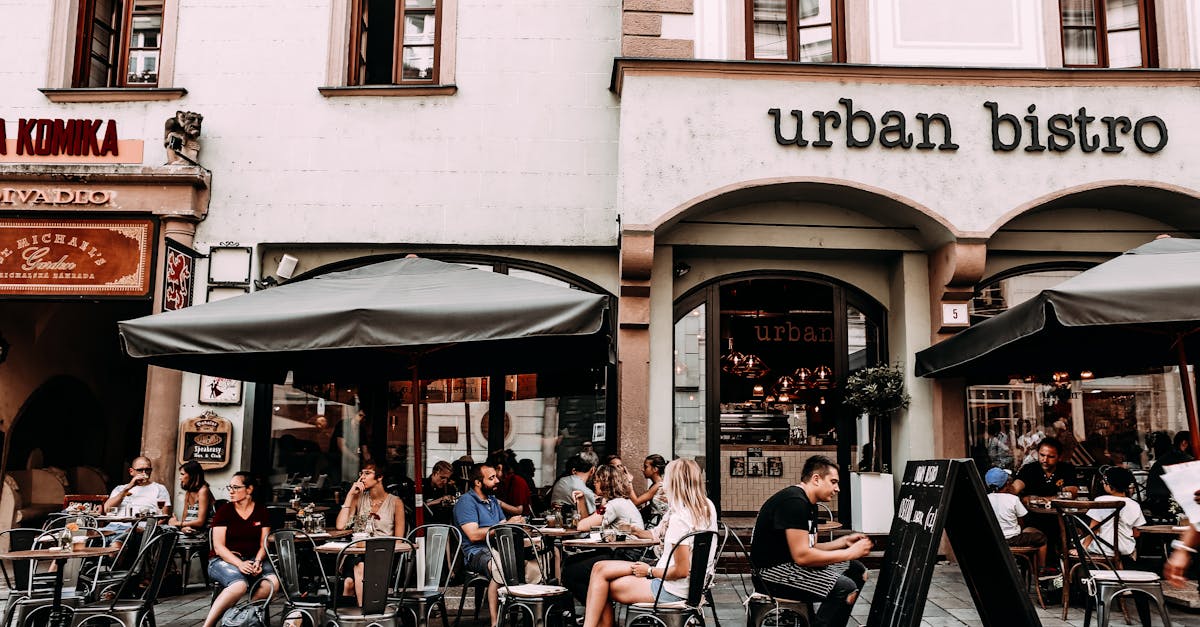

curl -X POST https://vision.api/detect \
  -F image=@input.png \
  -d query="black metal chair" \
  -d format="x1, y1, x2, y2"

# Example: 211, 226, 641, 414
400, 524, 461, 627
0, 528, 72, 627
172, 527, 211, 592
67, 529, 180, 627
623, 530, 717, 627
1060, 512, 1172, 627
81, 515, 163, 598
266, 529, 334, 627
488, 524, 574, 627
42, 514, 99, 531
325, 536, 411, 627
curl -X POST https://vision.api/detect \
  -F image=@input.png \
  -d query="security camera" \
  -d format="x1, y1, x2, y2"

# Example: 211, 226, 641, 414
276, 254, 299, 280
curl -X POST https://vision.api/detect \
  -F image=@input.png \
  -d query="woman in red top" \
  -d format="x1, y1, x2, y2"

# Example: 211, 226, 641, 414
203, 471, 278, 627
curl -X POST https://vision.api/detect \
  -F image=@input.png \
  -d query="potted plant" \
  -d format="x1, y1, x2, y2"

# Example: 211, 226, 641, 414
843, 363, 911, 533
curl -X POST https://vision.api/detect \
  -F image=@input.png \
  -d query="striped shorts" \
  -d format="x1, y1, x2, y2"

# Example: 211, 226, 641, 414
754, 561, 849, 599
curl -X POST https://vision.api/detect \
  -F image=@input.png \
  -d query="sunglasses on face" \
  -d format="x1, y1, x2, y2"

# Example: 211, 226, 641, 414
133, 467, 152, 473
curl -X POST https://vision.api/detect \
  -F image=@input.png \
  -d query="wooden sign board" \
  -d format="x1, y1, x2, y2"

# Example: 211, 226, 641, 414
178, 412, 233, 470
867, 459, 1040, 627
0, 218, 154, 297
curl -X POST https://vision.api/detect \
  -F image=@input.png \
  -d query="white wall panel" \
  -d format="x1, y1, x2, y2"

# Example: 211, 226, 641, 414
870, 0, 1045, 67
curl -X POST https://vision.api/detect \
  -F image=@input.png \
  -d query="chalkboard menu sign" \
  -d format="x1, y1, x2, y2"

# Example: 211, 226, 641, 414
177, 412, 232, 470
867, 459, 1039, 627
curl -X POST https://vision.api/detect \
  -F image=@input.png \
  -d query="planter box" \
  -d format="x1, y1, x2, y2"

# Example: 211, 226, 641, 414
851, 471, 894, 534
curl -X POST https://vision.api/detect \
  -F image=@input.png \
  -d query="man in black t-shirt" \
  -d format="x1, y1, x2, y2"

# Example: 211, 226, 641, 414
1011, 436, 1077, 564
750, 455, 872, 627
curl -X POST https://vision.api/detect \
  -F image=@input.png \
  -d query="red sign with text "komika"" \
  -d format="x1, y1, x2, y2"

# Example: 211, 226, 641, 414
0, 219, 154, 297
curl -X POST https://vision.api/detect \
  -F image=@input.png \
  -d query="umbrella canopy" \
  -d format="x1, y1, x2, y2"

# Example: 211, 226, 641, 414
915, 238, 1200, 381
915, 237, 1200, 453
118, 256, 612, 383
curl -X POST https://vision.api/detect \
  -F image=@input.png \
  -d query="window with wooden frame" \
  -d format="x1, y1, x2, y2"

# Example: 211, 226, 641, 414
73, 0, 164, 87
1060, 0, 1157, 68
746, 0, 845, 62
349, 0, 441, 85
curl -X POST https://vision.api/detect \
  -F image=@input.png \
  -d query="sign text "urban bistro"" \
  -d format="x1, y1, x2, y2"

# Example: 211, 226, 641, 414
769, 99, 1167, 154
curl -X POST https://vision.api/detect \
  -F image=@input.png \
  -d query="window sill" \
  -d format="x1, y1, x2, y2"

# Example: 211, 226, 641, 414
40, 87, 188, 103
318, 84, 458, 97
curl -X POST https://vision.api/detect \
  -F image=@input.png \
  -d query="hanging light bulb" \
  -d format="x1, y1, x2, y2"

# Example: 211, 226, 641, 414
774, 374, 797, 398
793, 367, 812, 389
739, 353, 770, 379
814, 365, 833, 389
752, 384, 765, 397
720, 337, 747, 374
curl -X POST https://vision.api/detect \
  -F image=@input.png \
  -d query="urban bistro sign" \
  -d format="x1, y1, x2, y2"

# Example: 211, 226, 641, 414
0, 218, 154, 296
0, 118, 144, 164
768, 99, 1167, 154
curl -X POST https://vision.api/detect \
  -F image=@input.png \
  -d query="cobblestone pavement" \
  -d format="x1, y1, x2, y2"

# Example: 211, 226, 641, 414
87, 564, 1200, 626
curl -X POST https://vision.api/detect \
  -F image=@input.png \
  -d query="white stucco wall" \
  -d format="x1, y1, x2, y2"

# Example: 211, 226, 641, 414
869, 0, 1047, 67
617, 74, 1200, 235
2, 0, 622, 247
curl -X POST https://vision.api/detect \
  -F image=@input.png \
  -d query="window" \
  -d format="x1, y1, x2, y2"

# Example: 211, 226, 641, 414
1060, 0, 1157, 68
73, 0, 164, 87
746, 0, 845, 62
349, 0, 440, 85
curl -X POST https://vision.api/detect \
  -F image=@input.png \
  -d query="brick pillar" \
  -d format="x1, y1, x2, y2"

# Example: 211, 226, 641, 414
618, 230, 654, 464
140, 216, 198, 497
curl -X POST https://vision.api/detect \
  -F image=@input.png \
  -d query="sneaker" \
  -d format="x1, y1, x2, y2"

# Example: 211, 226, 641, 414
1037, 567, 1059, 580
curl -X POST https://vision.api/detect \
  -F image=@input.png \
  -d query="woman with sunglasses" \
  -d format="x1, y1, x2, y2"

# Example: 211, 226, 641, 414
204, 472, 278, 627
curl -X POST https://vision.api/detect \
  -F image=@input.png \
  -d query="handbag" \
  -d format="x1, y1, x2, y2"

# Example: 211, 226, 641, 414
220, 602, 267, 627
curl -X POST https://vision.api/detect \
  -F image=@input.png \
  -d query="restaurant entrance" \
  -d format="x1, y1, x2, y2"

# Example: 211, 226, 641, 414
673, 272, 886, 516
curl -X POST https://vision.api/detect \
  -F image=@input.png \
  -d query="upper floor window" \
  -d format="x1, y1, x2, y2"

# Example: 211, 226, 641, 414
73, 0, 164, 87
746, 0, 845, 62
349, 0, 440, 85
1060, 0, 1157, 67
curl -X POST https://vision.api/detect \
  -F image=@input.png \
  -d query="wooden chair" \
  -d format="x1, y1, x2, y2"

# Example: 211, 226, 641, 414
1052, 499, 1123, 620
1008, 545, 1045, 609
1059, 512, 1172, 627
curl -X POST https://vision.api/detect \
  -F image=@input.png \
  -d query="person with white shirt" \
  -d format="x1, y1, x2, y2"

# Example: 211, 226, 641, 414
103, 456, 171, 545
1085, 466, 1152, 627
983, 467, 1050, 578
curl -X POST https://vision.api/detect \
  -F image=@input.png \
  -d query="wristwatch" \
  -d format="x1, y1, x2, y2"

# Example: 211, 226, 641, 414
645, 567, 654, 579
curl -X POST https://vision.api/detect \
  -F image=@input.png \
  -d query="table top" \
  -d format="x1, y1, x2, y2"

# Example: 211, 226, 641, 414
315, 539, 413, 554
95, 513, 169, 523
0, 546, 119, 561
1136, 524, 1191, 535
533, 527, 587, 538
818, 521, 843, 532
562, 537, 658, 549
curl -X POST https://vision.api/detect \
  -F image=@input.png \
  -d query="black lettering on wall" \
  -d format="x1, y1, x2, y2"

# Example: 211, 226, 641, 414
1022, 105, 1045, 152
811, 110, 841, 147
1046, 113, 1076, 152
1075, 107, 1099, 153
1101, 116, 1131, 153
984, 101, 1021, 151
768, 108, 808, 147
1133, 116, 1167, 153
915, 113, 958, 150
878, 111, 912, 148
839, 98, 876, 148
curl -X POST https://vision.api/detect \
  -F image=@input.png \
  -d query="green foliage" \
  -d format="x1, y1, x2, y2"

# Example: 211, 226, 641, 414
844, 363, 911, 418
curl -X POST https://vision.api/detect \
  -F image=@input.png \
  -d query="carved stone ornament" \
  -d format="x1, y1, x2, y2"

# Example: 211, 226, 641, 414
164, 110, 203, 165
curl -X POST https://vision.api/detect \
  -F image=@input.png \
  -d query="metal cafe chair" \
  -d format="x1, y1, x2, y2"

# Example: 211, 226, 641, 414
42, 514, 99, 531
1060, 512, 1172, 627
0, 528, 80, 627
399, 524, 461, 627
67, 529, 180, 627
325, 536, 411, 627
622, 530, 718, 627
266, 529, 334, 627
1052, 499, 1123, 620
487, 524, 574, 627
81, 516, 163, 597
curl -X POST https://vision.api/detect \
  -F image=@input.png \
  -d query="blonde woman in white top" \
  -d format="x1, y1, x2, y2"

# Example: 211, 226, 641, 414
580, 459, 717, 627
334, 462, 405, 606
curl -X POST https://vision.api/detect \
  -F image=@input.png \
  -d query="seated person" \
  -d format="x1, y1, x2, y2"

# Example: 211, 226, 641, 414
1083, 466, 1153, 626
203, 472, 277, 627
1147, 431, 1192, 519
454, 463, 525, 627
103, 456, 171, 546
1011, 437, 1078, 561
167, 460, 213, 535
423, 461, 458, 526
550, 454, 597, 516
580, 459, 717, 627
984, 467, 1050, 578
334, 462, 405, 606
750, 456, 871, 627
562, 464, 646, 603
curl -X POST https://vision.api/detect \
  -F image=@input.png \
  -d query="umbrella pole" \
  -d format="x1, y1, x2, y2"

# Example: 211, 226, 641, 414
413, 365, 425, 527
1174, 339, 1200, 457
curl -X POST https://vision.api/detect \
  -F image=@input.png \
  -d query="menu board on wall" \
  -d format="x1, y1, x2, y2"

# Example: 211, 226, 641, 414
0, 218, 154, 296
178, 412, 233, 470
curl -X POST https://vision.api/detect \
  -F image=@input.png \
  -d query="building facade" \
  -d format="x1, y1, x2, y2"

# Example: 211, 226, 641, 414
2, 0, 1198, 520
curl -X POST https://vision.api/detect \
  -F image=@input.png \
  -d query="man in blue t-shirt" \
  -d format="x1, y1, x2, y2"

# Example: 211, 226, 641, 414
454, 462, 524, 626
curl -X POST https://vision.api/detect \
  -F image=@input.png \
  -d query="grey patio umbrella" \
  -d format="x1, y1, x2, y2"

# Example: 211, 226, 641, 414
915, 237, 1200, 452
119, 256, 611, 383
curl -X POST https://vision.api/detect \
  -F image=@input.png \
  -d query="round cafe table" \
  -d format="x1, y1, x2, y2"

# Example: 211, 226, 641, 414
533, 527, 586, 539
561, 537, 659, 550
94, 513, 169, 524
315, 539, 414, 555
0, 545, 118, 627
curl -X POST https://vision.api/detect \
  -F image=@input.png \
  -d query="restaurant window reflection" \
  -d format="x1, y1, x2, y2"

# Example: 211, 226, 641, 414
966, 267, 1193, 490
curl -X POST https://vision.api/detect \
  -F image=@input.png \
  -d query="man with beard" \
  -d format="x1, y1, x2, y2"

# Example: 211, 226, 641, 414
454, 463, 525, 626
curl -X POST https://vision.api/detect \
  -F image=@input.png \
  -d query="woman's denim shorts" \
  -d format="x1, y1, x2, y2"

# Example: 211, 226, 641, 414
649, 578, 685, 604
208, 557, 276, 589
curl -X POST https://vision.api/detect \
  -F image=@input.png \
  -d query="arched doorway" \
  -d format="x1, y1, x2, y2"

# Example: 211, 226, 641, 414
673, 271, 886, 515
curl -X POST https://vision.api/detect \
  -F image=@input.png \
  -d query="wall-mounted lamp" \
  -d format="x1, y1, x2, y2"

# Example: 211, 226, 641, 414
673, 262, 691, 278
